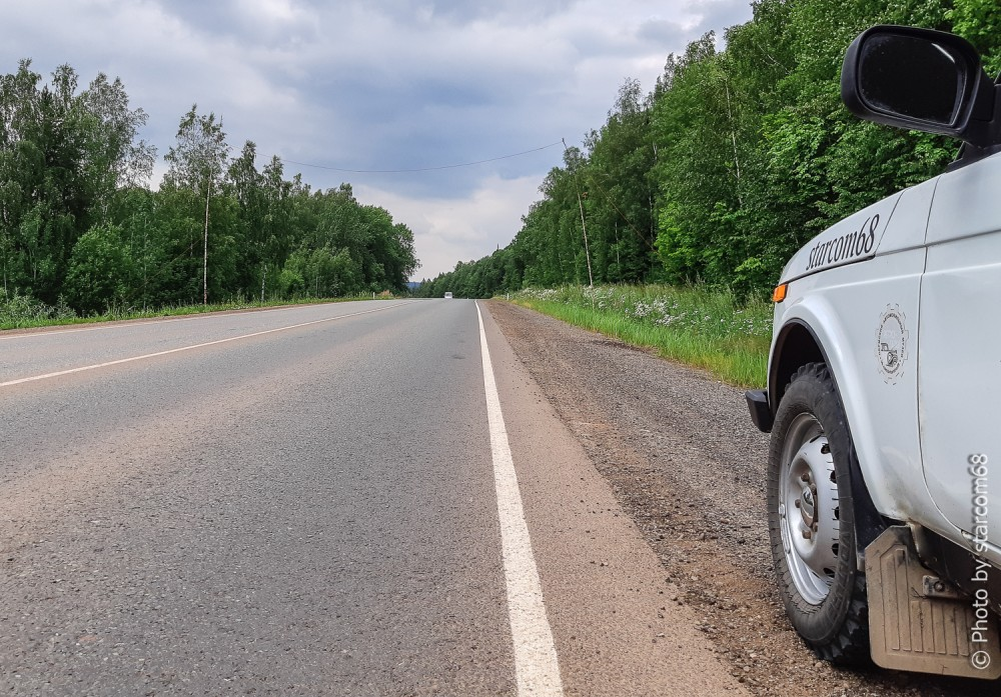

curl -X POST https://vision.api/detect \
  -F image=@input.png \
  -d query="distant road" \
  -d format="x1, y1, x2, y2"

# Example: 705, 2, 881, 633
0, 300, 745, 696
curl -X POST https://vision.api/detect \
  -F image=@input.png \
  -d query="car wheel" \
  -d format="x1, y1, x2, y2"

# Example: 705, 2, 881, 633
767, 362, 869, 664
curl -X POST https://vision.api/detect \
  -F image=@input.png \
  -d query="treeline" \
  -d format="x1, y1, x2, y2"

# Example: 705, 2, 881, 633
418, 0, 1001, 299
0, 61, 418, 315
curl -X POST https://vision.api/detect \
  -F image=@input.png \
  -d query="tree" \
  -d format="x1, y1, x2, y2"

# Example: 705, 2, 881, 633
0, 62, 152, 301
65, 223, 134, 314
163, 105, 230, 304
78, 72, 156, 215
583, 78, 657, 283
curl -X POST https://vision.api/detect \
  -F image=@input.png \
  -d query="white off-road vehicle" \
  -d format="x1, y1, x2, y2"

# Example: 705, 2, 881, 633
747, 25, 1001, 679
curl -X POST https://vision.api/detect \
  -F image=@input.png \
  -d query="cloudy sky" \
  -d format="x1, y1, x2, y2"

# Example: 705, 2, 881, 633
1, 0, 754, 281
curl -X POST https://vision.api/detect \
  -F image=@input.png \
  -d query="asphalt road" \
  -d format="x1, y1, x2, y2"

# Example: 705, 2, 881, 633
0, 300, 744, 696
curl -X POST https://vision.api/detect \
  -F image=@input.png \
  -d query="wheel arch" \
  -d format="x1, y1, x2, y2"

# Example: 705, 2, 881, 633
769, 320, 826, 413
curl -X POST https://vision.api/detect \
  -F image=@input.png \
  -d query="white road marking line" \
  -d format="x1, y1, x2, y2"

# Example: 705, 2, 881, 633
0, 303, 410, 389
476, 301, 564, 696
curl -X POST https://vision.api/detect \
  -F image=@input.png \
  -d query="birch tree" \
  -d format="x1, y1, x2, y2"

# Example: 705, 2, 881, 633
163, 105, 229, 303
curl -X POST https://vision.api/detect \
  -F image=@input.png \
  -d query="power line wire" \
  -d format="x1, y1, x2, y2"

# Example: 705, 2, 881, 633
279, 141, 562, 174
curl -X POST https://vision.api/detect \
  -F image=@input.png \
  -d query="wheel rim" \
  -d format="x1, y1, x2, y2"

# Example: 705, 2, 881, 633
777, 413, 841, 606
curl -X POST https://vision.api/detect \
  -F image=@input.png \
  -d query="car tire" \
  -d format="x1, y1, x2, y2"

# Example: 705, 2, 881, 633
767, 362, 869, 664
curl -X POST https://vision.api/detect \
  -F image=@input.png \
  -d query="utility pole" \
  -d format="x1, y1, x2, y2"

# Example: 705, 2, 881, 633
563, 138, 594, 287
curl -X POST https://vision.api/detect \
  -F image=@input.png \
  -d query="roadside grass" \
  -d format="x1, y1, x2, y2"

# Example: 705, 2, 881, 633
508, 285, 772, 388
0, 290, 402, 332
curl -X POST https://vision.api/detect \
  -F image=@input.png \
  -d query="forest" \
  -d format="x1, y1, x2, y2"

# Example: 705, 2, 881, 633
417, 0, 1001, 299
0, 62, 418, 316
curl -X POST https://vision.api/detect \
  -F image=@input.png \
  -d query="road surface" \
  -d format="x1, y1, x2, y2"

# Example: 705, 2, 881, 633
0, 300, 745, 696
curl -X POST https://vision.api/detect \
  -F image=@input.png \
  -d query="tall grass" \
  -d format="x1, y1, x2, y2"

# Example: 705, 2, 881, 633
0, 290, 77, 329
509, 285, 772, 387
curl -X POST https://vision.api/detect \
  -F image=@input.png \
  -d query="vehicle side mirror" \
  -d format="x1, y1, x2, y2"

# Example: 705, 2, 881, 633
842, 25, 999, 148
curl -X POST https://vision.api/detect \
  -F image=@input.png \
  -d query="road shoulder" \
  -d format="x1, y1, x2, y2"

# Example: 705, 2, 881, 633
479, 300, 751, 696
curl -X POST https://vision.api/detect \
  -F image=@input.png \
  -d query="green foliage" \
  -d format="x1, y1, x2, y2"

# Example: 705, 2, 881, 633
163, 105, 229, 194
65, 223, 134, 314
0, 288, 74, 328
425, 0, 993, 299
949, 0, 1001, 76
0, 63, 420, 314
280, 246, 362, 298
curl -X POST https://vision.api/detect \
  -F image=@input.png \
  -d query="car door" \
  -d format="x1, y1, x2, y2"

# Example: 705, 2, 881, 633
919, 153, 1001, 560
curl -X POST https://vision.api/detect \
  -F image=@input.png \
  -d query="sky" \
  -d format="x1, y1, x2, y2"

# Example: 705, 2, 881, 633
0, 0, 755, 281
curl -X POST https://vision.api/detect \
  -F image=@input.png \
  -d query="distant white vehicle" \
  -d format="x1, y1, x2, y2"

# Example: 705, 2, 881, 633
444, 292, 453, 299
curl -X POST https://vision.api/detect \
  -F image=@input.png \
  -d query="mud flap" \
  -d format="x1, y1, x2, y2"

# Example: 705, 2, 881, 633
865, 526, 1001, 679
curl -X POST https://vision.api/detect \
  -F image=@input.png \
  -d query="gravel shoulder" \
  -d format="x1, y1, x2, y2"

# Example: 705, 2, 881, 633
485, 300, 983, 697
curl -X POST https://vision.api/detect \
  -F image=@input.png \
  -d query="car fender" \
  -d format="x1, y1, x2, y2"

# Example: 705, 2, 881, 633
772, 296, 955, 539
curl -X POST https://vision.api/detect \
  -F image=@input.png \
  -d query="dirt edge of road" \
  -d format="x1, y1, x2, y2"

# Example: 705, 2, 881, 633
486, 300, 984, 697
481, 300, 753, 696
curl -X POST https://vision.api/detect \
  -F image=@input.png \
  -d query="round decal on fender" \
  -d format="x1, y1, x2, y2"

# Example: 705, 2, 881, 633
876, 304, 908, 384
